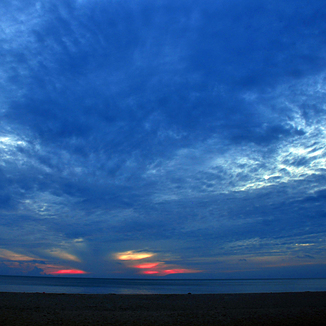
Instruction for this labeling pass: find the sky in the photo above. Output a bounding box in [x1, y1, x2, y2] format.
[0, 0, 326, 279]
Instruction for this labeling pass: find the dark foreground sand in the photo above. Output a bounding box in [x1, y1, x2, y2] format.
[1, 292, 326, 326]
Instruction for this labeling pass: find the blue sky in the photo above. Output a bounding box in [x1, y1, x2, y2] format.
[0, 0, 326, 278]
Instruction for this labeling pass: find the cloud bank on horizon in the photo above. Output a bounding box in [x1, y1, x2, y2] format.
[0, 0, 326, 278]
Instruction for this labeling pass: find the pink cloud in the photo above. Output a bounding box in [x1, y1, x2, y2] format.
[49, 269, 88, 275]
[134, 263, 159, 269]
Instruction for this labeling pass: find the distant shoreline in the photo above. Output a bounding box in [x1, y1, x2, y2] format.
[1, 292, 326, 325]
[1, 276, 326, 295]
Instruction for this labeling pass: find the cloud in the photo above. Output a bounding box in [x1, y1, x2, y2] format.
[139, 265, 202, 276]
[113, 249, 202, 276]
[0, 247, 89, 276]
[134, 263, 160, 269]
[0, 0, 326, 278]
[46, 249, 81, 262]
[0, 262, 44, 276]
[296, 255, 316, 260]
[114, 250, 155, 261]
[49, 269, 88, 275]
[0, 249, 41, 262]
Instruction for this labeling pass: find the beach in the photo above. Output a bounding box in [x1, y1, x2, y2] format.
[0, 292, 325, 325]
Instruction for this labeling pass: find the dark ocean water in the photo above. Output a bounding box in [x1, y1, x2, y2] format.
[1, 276, 326, 294]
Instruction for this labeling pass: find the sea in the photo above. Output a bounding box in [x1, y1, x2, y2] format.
[0, 276, 326, 294]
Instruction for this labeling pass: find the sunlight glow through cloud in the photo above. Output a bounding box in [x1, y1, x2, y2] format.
[115, 250, 155, 261]
[114, 250, 202, 276]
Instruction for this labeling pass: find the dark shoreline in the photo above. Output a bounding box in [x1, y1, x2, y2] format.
[1, 291, 326, 325]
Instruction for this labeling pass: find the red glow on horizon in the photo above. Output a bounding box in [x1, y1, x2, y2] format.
[50, 269, 88, 275]
[161, 268, 201, 275]
[134, 263, 159, 269]
[163, 269, 190, 274]
[140, 268, 201, 276]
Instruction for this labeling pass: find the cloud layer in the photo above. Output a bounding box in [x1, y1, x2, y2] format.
[0, 0, 326, 278]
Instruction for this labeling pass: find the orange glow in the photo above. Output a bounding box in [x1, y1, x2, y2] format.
[134, 263, 159, 269]
[163, 269, 189, 274]
[139, 268, 202, 276]
[115, 250, 154, 261]
[162, 269, 201, 275]
[50, 269, 88, 275]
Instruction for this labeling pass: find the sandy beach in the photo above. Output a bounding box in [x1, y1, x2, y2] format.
[0, 292, 325, 325]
